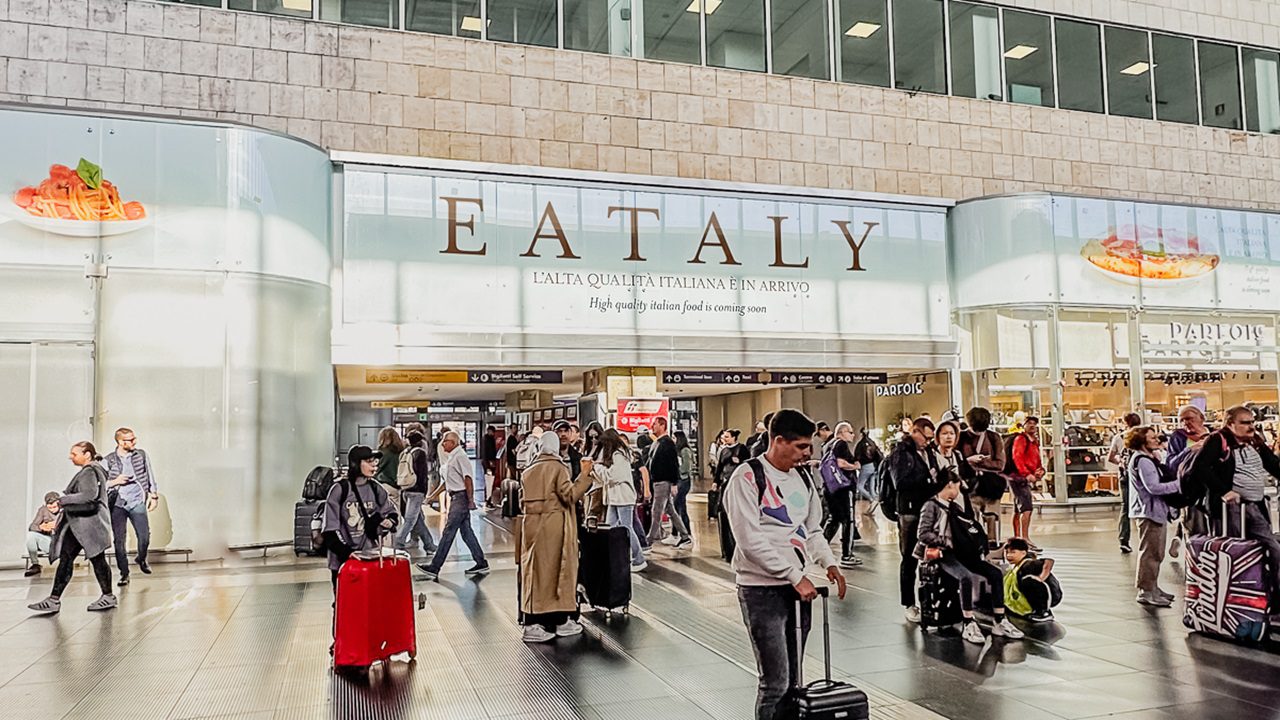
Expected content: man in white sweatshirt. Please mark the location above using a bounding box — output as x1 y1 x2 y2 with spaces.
725 409 848 720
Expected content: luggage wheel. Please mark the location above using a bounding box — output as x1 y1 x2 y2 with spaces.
417 593 426 610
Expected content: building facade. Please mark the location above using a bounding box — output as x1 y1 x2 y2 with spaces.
3 0 1280 552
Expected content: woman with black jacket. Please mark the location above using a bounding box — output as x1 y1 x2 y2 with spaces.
29 441 116 614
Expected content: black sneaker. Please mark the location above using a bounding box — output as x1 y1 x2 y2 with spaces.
1120 543 1133 554
465 563 491 576
137 559 152 575
117 576 130 587
1029 610 1054 623
23 565 40 577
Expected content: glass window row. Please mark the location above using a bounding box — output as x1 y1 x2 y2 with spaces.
194 0 1280 135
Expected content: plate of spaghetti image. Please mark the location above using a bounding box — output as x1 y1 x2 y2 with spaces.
1079 225 1219 285
8 159 149 237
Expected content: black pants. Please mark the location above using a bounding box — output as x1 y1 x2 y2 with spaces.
823 487 856 557
898 514 919 607
1118 479 1131 546
938 558 1006 612
1017 574 1063 614
52 531 112 597
675 478 692 531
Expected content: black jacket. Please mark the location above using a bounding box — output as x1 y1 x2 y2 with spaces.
1189 429 1280 511
648 435 681 485
715 444 749 489
885 438 941 517
407 442 431 494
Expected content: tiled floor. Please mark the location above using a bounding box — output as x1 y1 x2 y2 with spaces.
4 500 1280 720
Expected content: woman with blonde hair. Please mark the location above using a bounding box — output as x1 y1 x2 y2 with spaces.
375 427 408 503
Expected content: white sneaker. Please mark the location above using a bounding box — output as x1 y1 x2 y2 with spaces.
554 619 584 637
641 545 653 555
661 536 679 546
992 618 1025 639
962 621 986 644
522 625 555 643
904 606 922 624
630 561 648 573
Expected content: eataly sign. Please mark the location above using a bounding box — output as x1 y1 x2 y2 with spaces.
438 197 880 271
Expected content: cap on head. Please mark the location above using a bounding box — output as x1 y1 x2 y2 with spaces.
348 444 382 463
553 420 572 432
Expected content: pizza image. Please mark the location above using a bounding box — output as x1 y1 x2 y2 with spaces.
1080 225 1219 282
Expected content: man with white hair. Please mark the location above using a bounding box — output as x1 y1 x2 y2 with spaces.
417 430 489 580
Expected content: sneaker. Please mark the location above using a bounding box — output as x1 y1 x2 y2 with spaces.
465 563 491 577
23 565 40 577
1168 536 1181 559
1136 591 1172 607
630 561 648 573
1155 587 1176 602
1120 543 1133 554
839 555 863 568
522 625 556 643
640 545 653 555
992 618 1025 639
675 538 693 549
661 536 679 546
554 619 584 637
416 564 439 581
117 576 130 587
137 559 152 575
1027 542 1043 553
86 594 118 612
904 606 922 624
961 621 986 644
1029 610 1054 623
27 596 61 614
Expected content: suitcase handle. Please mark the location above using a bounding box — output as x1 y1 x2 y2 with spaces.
1221 501 1248 539
793 585 833 688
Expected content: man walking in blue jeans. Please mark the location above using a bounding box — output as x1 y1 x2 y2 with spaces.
417 431 489 580
395 424 438 558
724 409 847 720
104 428 159 586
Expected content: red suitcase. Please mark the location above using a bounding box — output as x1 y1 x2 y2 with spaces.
334 549 417 669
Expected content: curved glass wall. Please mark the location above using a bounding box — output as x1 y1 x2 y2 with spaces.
0 107 334 560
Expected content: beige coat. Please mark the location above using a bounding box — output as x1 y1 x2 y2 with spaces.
518 453 594 615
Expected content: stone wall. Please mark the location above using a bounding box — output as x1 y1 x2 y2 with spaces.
2 0 1280 207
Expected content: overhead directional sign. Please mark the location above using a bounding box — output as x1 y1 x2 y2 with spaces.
770 372 888 385
466 370 563 384
661 370 766 384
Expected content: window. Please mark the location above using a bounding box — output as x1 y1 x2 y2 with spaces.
1199 41 1243 129
1003 10 1053 107
772 0 829 79
322 0 399 28
835 0 889 87
1243 48 1280 134
1105 26 1152 119
1055 19 1103 113
228 0 309 17
892 0 945 94
406 0 482 37
488 0 558 47
1151 34 1197 124
565 0 632 55
949 2 1000 100
640 0 700 64
705 0 766 72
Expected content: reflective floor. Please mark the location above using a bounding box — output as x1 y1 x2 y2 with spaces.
4 499 1280 720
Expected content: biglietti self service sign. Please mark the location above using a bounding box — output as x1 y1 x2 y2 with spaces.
340 169 949 341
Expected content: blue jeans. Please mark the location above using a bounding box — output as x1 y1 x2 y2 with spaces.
424 490 485 573
395 491 436 553
26 531 51 565
738 584 812 720
111 501 150 576
857 462 879 503
607 505 645 566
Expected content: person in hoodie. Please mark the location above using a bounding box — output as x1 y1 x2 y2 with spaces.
322 444 399 593
883 417 940 624
724 409 847 720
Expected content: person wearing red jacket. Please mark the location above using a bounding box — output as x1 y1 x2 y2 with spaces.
1011 417 1045 551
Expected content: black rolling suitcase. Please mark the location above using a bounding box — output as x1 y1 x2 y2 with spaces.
294 500 324 556
784 587 870 719
578 525 631 615
918 560 964 631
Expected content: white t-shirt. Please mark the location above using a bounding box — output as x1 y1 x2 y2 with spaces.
442 447 472 492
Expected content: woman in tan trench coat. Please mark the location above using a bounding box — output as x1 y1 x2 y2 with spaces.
518 431 595 643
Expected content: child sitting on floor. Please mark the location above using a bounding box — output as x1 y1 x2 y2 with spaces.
1002 537 1062 623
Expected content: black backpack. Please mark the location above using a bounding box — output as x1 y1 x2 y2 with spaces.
302 466 334 501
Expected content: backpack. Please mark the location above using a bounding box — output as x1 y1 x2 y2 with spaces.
1002 434 1021 476
396 446 421 489
1172 433 1229 509
301 466 334 501
1132 453 1189 508
516 436 539 471
818 449 851 494
745 458 812 503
